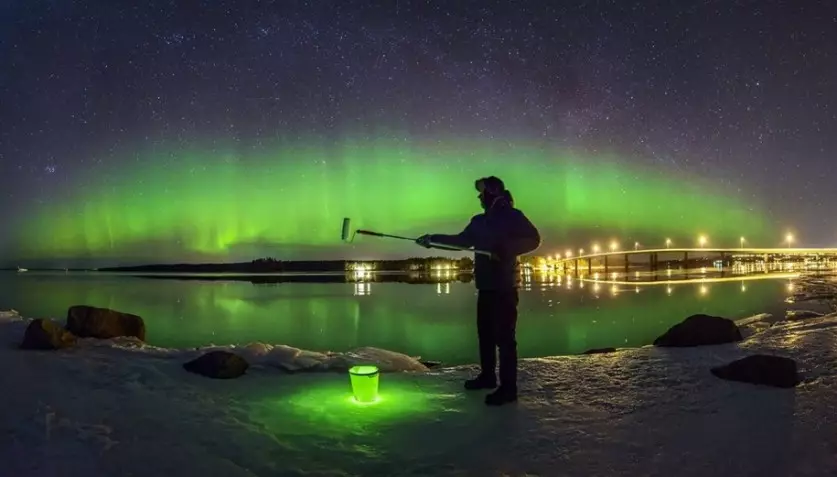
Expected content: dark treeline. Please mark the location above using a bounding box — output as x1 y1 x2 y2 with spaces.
99 256 475 273
133 271 476 285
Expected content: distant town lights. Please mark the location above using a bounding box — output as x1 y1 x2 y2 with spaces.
554 230 808 261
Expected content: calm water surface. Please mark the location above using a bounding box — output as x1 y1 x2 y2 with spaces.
0 271 798 364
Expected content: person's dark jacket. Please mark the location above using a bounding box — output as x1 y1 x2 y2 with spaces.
428 199 541 290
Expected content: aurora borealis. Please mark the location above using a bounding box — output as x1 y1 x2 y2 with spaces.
2 1 835 266
14 138 768 264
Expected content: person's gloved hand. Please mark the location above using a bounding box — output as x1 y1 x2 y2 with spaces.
415 234 433 248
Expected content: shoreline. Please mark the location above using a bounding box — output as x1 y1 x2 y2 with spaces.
1 276 836 475
0 273 832 364
1 275 833 370
3 316 837 475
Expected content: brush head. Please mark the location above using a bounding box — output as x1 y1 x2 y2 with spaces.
341 217 351 242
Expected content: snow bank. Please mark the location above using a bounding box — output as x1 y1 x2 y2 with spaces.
2 299 837 476
0 310 427 373
788 275 837 308
786 309 825 320
734 312 775 337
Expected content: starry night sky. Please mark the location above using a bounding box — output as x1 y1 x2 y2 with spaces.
1 1 836 264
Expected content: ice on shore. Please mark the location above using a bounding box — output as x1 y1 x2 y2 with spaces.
1 309 428 373
1 304 837 476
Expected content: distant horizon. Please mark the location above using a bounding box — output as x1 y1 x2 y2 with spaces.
7 243 837 271
1 254 474 270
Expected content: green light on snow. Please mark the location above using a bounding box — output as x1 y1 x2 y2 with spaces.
249 373 459 439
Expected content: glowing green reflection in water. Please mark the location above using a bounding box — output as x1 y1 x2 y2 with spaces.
0 271 791 363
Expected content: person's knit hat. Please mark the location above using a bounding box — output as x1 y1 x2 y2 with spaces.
475 176 505 194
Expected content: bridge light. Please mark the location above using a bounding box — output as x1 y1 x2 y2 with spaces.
609 241 619 252
665 238 672 248
699 235 708 248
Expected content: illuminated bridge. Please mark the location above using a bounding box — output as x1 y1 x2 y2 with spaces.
547 247 837 276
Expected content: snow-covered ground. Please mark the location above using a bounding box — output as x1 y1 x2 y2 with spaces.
2 277 837 476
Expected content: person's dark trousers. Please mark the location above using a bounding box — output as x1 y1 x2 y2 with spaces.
476 288 519 390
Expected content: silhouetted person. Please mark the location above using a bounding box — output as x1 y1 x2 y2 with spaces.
416 176 541 405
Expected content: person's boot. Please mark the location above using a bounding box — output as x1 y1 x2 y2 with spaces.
464 373 496 390
485 386 517 406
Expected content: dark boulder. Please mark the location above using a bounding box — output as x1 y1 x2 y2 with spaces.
20 319 76 350
66 305 146 341
654 314 742 347
583 347 617 355
183 351 249 379
711 354 800 388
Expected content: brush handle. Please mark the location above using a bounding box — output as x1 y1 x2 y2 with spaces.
356 229 492 257
356 230 414 241
429 242 493 257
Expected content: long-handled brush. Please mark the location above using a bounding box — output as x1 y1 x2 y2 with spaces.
341 217 492 256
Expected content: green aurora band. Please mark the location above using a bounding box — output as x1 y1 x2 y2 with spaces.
19 137 767 263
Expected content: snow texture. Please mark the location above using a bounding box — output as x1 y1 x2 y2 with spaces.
1 276 836 477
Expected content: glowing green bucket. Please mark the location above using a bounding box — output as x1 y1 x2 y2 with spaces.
348 365 380 403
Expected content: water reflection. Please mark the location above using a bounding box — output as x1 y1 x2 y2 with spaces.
0 270 809 365
354 282 371 296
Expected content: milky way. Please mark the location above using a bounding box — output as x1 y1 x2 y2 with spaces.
1 1 835 265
